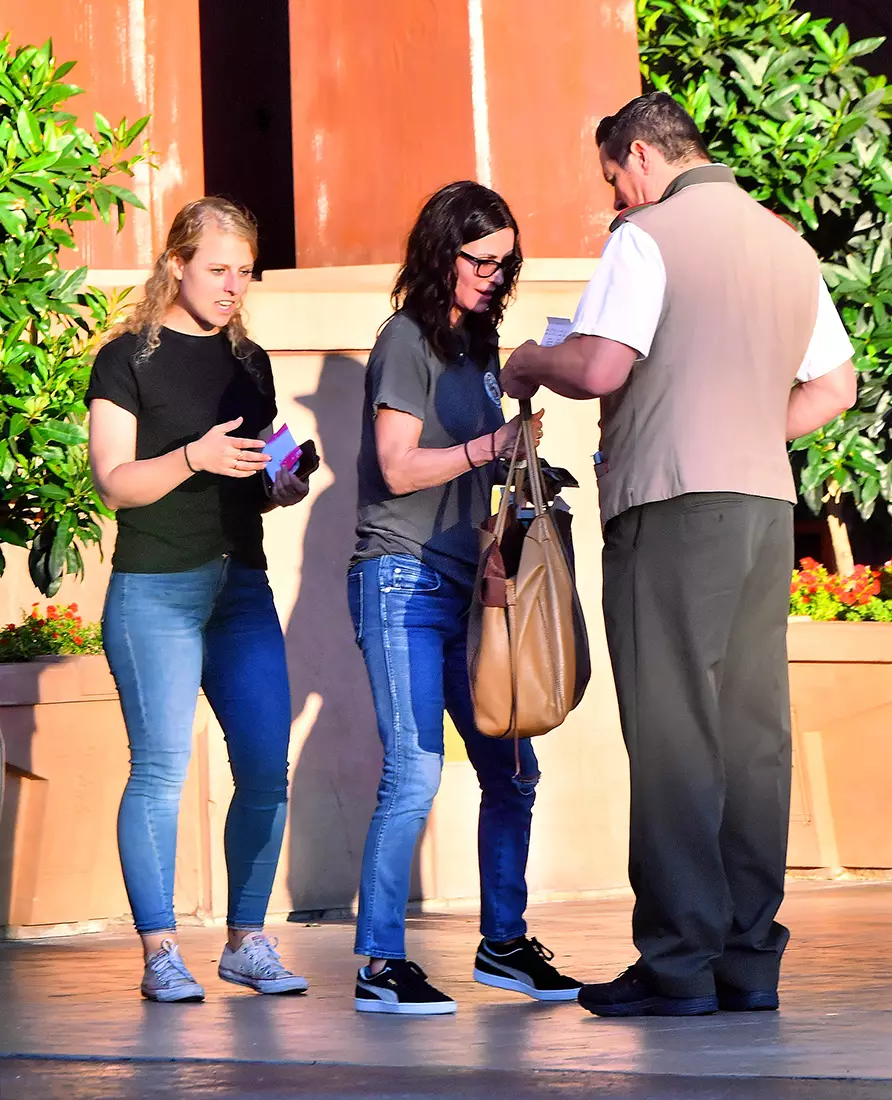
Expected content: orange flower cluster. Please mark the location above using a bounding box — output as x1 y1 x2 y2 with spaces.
791 558 882 608
0 603 100 661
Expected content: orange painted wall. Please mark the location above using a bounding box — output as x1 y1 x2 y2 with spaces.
483 0 641 256
288 0 478 267
2 0 205 267
287 0 641 265
4 1 642 267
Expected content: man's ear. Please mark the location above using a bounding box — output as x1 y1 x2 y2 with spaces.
628 139 651 172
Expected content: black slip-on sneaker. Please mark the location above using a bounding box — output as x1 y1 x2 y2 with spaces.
473 936 582 1002
578 963 718 1018
354 959 456 1015
716 979 779 1012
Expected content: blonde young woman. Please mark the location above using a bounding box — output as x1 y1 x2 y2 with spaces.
87 197 310 1002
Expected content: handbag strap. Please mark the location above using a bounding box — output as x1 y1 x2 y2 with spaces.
493 420 524 542
493 401 547 541
519 399 547 517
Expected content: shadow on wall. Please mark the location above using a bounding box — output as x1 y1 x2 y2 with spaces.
283 353 427 917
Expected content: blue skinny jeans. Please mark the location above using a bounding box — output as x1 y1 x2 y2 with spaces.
348 554 539 959
102 557 291 935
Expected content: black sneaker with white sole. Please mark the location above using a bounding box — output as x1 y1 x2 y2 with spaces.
355 959 457 1015
473 936 582 1001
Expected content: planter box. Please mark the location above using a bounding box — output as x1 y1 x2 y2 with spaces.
0 655 212 938
787 621 892 870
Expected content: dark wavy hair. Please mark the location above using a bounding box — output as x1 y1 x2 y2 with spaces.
391 181 522 362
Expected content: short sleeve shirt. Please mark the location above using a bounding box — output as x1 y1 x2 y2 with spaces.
86 327 276 573
350 312 505 590
572 221 855 379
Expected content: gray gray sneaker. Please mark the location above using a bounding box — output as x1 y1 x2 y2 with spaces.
218 932 308 994
141 940 205 1003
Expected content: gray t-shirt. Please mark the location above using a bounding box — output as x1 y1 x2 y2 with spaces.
351 311 505 590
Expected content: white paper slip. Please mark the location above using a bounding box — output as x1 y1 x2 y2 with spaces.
540 316 574 347
262 423 302 480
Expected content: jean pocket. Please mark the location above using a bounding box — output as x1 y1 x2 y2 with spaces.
347 569 363 647
381 557 441 593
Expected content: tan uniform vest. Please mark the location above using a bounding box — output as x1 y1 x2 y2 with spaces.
597 165 819 525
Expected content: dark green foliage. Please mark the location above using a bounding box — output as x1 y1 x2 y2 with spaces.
0 36 148 594
638 0 892 523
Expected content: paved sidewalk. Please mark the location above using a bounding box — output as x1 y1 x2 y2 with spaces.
3 881 892 1098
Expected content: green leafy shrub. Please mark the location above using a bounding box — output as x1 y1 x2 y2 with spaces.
790 558 892 621
0 602 102 661
637 0 892 563
0 36 149 595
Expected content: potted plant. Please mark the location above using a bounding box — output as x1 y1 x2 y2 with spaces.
0 36 148 596
0 603 135 936
784 560 892 871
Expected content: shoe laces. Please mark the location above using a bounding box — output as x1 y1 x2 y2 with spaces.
512 936 562 978
528 937 555 963
149 939 197 987
238 933 291 978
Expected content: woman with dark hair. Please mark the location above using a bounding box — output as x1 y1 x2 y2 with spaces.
347 181 581 1015
87 197 311 1002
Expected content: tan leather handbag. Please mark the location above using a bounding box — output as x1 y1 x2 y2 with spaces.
467 401 590 754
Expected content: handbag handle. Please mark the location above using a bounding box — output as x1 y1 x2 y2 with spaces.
519 399 547 518
493 422 524 542
492 400 547 542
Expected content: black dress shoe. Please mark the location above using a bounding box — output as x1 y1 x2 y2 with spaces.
715 979 779 1012
578 963 718 1018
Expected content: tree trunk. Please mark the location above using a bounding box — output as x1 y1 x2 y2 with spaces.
826 484 855 577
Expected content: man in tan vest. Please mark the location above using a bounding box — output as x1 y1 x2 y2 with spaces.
501 92 856 1017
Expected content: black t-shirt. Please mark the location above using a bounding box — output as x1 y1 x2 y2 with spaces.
86 327 277 573
350 312 505 590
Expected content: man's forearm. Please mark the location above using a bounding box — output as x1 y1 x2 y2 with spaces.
509 336 636 400
511 340 596 399
786 362 857 439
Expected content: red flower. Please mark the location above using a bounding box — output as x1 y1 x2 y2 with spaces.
47 606 59 620
73 636 84 646
69 603 79 613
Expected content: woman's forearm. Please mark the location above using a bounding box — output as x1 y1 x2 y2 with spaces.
382 432 496 496
98 446 194 510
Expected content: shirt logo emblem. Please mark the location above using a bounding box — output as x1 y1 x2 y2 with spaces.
483 371 502 406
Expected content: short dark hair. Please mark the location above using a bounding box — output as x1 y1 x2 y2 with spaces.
596 92 710 165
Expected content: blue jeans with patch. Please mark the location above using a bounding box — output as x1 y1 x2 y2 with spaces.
347 554 539 959
102 557 291 935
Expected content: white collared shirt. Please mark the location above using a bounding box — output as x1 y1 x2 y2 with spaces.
572 221 855 380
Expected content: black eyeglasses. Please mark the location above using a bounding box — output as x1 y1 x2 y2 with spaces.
457 251 520 279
